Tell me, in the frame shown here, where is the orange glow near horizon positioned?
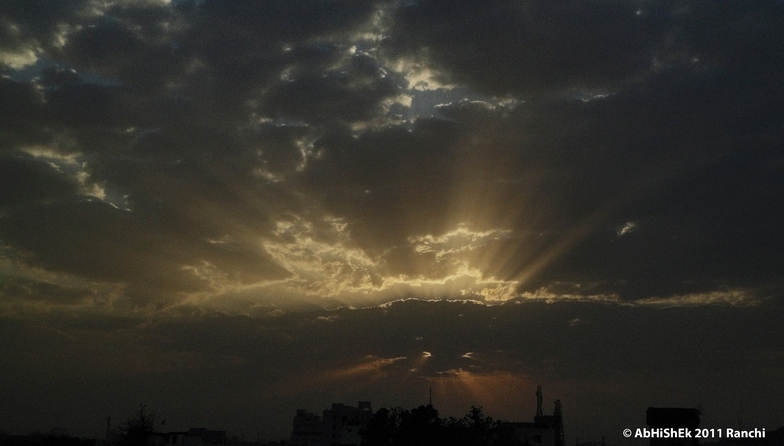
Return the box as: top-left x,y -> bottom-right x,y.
427,369 -> 535,421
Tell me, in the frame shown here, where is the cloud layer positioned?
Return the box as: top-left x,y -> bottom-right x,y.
2,0 -> 783,313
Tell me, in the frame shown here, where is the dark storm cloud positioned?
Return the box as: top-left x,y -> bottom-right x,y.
383,0 -> 663,96
391,0 -> 784,297
0,201 -> 200,297
0,0 -> 410,309
0,275 -> 100,306
383,0 -> 784,97
0,76 -> 47,144
303,121 -> 459,250
0,195 -> 294,308
0,155 -> 81,206
0,0 -> 782,309
246,125 -> 310,174
178,0 -> 396,123
0,0 -> 87,59
259,53 -> 399,125
505,62 -> 784,299
58,10 -> 184,92
301,66 -> 784,300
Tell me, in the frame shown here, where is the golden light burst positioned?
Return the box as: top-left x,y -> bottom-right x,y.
168,96 -> 632,312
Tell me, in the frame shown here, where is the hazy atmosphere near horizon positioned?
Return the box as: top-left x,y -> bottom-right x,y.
1,0 -> 783,442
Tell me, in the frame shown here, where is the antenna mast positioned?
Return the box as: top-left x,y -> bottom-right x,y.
536,385 -> 543,417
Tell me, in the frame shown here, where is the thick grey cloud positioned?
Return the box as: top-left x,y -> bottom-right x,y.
383,1 -> 784,97
259,54 -> 399,125
384,0 -> 663,96
0,156 -> 81,206
0,0 -> 88,63
0,0 -> 781,304
0,0 -> 406,308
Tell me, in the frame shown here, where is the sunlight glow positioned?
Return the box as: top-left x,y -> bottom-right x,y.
427,369 -> 534,420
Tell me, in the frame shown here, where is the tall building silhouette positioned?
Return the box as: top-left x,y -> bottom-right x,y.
498,385 -> 565,446
291,401 -> 372,446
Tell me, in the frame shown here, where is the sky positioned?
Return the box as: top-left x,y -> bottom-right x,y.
1,0 -> 783,442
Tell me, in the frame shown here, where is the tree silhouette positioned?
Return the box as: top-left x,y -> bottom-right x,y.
362,407 -> 401,446
457,406 -> 496,446
396,405 -> 444,446
111,405 -> 158,446
361,404 -> 524,446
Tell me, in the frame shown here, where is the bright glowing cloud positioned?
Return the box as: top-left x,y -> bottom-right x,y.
390,56 -> 455,91
408,225 -> 513,261
617,221 -> 637,236
635,289 -> 760,307
517,287 -> 760,308
325,355 -> 408,381
0,47 -> 38,69
261,216 -> 385,297
21,145 -> 110,202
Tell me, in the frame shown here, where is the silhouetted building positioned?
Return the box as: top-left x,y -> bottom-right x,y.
187,429 -> 227,445
291,402 -> 371,446
646,407 -> 700,446
498,386 -> 565,446
149,432 -> 203,446
322,402 -> 371,446
291,410 -> 323,446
